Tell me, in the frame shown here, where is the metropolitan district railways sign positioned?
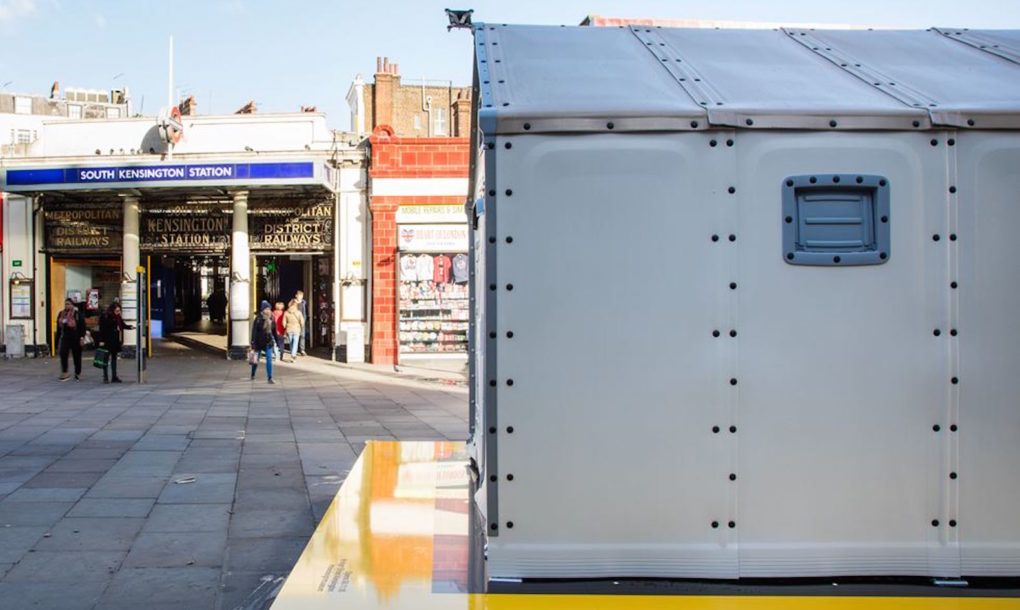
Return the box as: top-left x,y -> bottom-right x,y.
45,206 -> 123,253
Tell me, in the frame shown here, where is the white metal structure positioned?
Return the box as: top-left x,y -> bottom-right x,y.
467,24 -> 1020,581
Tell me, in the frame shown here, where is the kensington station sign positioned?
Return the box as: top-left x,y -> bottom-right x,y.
141,209 -> 231,253
4,161 -> 321,190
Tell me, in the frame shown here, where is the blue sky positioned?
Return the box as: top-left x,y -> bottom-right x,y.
0,0 -> 1017,129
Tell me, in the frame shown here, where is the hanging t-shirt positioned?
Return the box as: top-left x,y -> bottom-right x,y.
415,254 -> 434,282
433,254 -> 452,284
400,254 -> 418,281
452,253 -> 469,283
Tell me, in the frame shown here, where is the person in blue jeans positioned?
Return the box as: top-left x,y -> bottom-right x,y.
250,300 -> 278,384
283,299 -> 305,362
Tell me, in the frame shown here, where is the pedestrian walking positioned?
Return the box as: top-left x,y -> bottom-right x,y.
272,301 -> 286,361
294,290 -> 308,356
283,298 -> 305,363
99,302 -> 133,383
56,298 -> 86,381
250,300 -> 277,384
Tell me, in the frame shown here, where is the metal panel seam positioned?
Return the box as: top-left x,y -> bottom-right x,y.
482,135 -> 500,536
781,29 -> 939,117
626,26 -> 714,124
935,28 -> 1020,66
946,130 -> 960,557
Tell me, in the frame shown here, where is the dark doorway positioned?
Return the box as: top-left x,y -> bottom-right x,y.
151,255 -> 228,353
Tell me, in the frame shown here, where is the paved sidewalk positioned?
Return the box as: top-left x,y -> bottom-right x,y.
0,341 -> 468,610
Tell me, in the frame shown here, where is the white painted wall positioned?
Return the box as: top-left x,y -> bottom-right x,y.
1,194 -> 46,352
21,112 -> 338,159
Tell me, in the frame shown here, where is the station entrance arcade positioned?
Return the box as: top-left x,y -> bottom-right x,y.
5,159 -> 338,359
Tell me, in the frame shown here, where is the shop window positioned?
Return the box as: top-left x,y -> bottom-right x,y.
106,106 -> 121,119
782,174 -> 890,266
68,104 -> 82,119
14,96 -> 31,114
398,251 -> 469,355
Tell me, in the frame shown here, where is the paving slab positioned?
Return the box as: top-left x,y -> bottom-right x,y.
86,474 -> 168,498
0,344 -> 467,606
123,531 -> 227,568
225,536 -> 309,572
0,501 -> 72,526
157,472 -> 237,504
98,566 -> 221,610
2,487 -> 87,503
0,525 -> 48,562
0,580 -> 108,610
34,516 -> 145,551
67,497 -> 155,518
228,508 -> 315,538
3,549 -> 124,582
143,503 -> 231,533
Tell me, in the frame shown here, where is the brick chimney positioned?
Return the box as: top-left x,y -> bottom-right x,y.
373,56 -> 400,129
453,90 -> 472,137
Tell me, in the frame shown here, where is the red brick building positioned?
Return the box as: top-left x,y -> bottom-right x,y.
352,59 -> 471,364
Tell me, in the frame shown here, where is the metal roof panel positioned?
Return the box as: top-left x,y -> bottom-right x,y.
474,23 -> 1020,134
788,29 -> 1020,128
475,24 -> 706,134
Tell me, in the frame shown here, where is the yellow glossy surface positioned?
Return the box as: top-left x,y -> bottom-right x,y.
271,441 -> 1020,610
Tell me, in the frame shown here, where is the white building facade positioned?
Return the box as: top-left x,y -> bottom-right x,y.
1,112 -> 369,361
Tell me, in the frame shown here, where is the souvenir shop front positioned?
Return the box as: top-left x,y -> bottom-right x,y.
395,205 -> 469,359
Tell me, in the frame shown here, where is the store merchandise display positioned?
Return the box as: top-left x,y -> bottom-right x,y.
398,253 -> 469,354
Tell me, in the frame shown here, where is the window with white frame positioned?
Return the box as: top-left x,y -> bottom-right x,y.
68,104 -> 82,119
433,108 -> 447,135
15,129 -> 32,144
413,114 -> 422,131
106,106 -> 121,119
14,96 -> 31,114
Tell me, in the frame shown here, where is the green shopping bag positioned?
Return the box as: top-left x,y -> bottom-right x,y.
93,348 -> 110,369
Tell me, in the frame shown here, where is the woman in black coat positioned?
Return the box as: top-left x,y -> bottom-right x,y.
99,302 -> 133,383
56,299 -> 86,381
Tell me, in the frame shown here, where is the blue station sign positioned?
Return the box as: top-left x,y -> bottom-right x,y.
5,161 -> 315,187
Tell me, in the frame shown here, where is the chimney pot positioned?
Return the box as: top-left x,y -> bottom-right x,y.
376,57 -> 383,72
392,63 -> 399,75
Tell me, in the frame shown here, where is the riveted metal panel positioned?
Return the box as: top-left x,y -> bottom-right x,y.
486,132 -> 733,579
954,132 -> 1020,575
733,131 -> 954,577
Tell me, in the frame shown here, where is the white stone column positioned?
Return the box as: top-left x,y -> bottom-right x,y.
229,191 -> 250,357
120,195 -> 140,351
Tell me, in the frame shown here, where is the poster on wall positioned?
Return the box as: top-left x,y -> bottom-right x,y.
44,204 -> 123,253
10,281 -> 33,319
67,289 -> 83,304
86,289 -> 101,311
